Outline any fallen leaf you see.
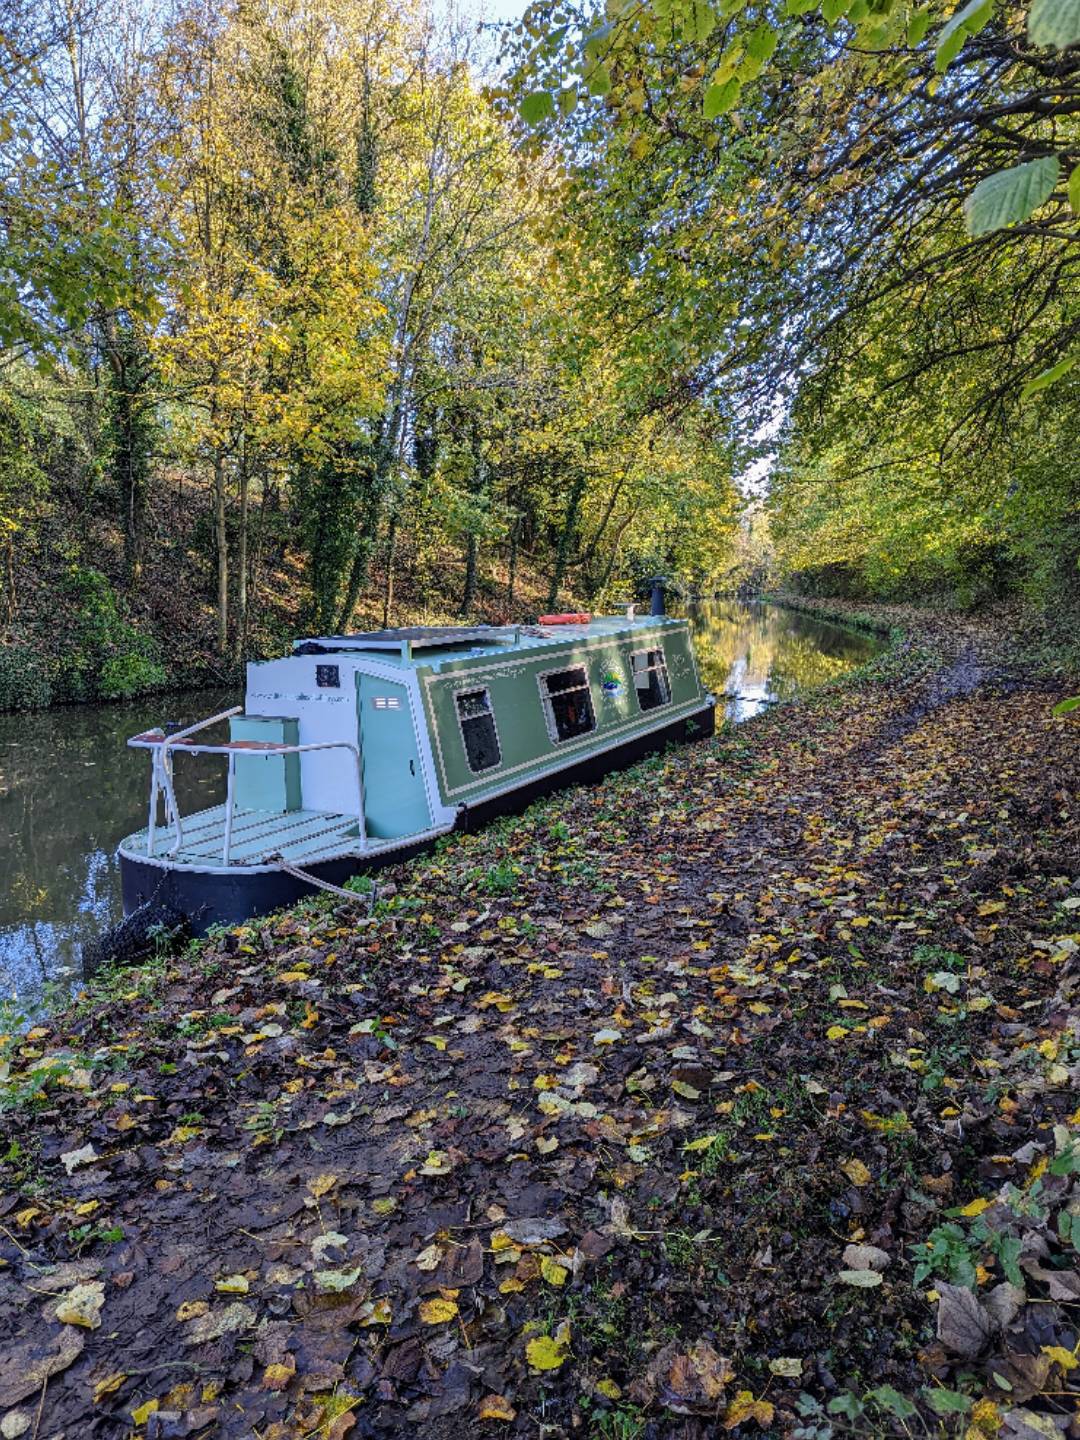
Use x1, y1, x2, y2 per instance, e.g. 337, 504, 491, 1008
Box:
307, 1173, 337, 1198
92, 1373, 127, 1404
0, 1327, 84, 1408
724, 1390, 775, 1428
314, 1266, 363, 1293
540, 1255, 569, 1286
768, 1357, 803, 1377
840, 1157, 872, 1186
837, 1269, 883, 1288
419, 1296, 459, 1324
183, 1302, 255, 1346
526, 1327, 571, 1372
262, 1361, 296, 1391
176, 1299, 209, 1322
477, 1394, 516, 1421
414, 1244, 443, 1271
936, 1282, 991, 1359
214, 1274, 249, 1294
55, 1280, 105, 1330
60, 1143, 99, 1175
842, 1244, 890, 1272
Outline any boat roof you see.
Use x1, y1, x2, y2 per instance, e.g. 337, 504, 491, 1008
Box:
290, 615, 683, 671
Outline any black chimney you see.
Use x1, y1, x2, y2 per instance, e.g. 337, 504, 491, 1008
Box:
649, 577, 666, 616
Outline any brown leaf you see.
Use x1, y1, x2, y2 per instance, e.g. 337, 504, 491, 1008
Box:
0, 1327, 85, 1408
935, 1282, 991, 1359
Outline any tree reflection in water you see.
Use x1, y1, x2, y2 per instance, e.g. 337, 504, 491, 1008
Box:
682, 601, 881, 721
0, 689, 234, 1015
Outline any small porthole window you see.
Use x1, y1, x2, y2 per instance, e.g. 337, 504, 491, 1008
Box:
631, 647, 671, 711
540, 666, 596, 743
456, 688, 501, 772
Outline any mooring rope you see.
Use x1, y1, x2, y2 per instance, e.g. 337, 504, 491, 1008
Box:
268, 853, 373, 904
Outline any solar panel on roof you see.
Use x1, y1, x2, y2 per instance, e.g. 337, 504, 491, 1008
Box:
294, 626, 512, 653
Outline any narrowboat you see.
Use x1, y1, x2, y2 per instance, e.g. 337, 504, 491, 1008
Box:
118, 608, 715, 932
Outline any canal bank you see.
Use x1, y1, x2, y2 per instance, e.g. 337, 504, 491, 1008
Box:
0, 602, 1076, 1438
0, 602, 882, 1012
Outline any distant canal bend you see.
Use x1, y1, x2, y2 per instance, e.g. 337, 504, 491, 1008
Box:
0, 602, 881, 1010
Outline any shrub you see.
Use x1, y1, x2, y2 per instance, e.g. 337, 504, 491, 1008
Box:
98, 651, 167, 700
0, 643, 52, 710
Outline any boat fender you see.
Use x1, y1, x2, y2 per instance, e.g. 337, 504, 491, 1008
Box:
537, 612, 592, 625
82, 899, 190, 979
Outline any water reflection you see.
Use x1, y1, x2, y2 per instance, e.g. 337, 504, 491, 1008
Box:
0, 689, 234, 1014
0, 603, 881, 1011
683, 600, 881, 721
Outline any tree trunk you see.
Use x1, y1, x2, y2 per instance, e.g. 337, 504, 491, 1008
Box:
546, 469, 587, 612
382, 510, 398, 629
214, 441, 229, 656
506, 515, 520, 611
461, 532, 478, 616
234, 429, 248, 660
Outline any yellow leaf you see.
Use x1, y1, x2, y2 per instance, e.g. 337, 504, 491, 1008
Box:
176, 1300, 209, 1322
131, 1399, 159, 1426
74, 1200, 100, 1216
93, 1373, 127, 1403
958, 1197, 991, 1218
419, 1296, 459, 1324
683, 1134, 720, 1153
724, 1390, 775, 1428
499, 1277, 526, 1293
596, 1377, 622, 1399
358, 1297, 393, 1325
419, 1150, 453, 1175
1041, 1344, 1079, 1372
541, 1255, 569, 1286
275, 971, 309, 982
56, 1280, 105, 1329
307, 1173, 337, 1198
977, 901, 1006, 916
826, 1025, 848, 1041
262, 1362, 295, 1390
841, 1158, 872, 1186
215, 1274, 249, 1294
477, 1394, 516, 1421
525, 1330, 571, 1372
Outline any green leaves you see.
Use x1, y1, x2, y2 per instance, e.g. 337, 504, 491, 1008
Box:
1028, 0, 1080, 48
906, 7, 932, 43
519, 91, 555, 125
921, 1387, 973, 1415
703, 79, 741, 118
1052, 696, 1080, 717
1020, 353, 1078, 400
935, 0, 994, 71
963, 157, 1059, 236
1070, 162, 1080, 215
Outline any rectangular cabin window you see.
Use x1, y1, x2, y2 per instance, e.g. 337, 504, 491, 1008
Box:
631, 647, 672, 711
540, 666, 596, 743
456, 688, 501, 772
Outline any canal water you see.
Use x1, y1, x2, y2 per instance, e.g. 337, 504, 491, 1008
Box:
0, 602, 880, 1011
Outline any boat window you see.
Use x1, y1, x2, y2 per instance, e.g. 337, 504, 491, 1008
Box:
456, 688, 501, 772
540, 666, 596, 743
631, 647, 672, 711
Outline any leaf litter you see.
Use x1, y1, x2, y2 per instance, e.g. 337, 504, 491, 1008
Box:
0, 601, 1077, 1437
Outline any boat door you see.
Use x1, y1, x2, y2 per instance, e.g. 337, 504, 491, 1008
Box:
357, 674, 432, 839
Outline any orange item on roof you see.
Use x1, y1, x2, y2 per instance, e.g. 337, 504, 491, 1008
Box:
537, 612, 591, 625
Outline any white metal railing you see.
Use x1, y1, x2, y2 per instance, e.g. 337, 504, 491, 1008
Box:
128, 708, 367, 865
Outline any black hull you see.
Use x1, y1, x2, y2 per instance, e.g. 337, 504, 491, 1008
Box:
120, 703, 715, 934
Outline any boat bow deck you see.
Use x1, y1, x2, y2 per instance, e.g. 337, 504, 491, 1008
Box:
122, 805, 363, 871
